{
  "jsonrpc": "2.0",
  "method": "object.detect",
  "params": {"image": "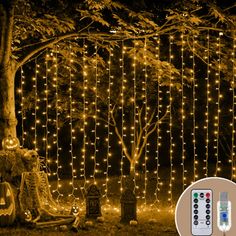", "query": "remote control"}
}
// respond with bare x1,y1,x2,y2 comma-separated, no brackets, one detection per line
191,189,213,236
